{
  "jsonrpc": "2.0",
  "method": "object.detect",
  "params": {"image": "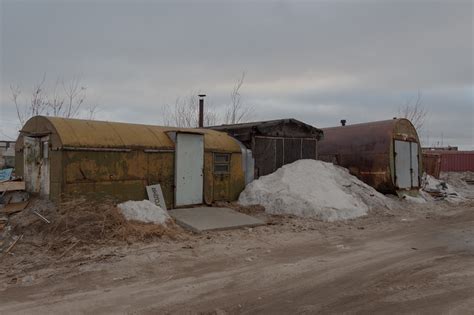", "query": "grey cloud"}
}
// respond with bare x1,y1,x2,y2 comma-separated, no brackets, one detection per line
1,0,472,148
